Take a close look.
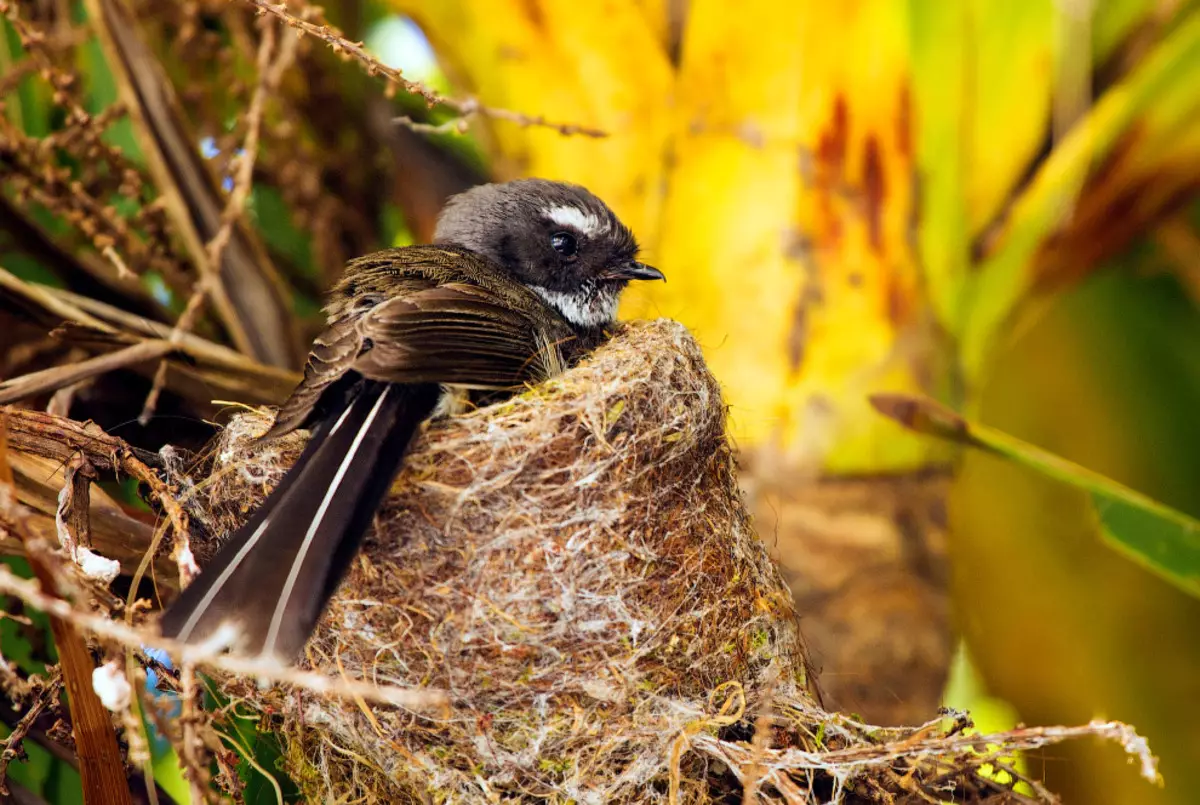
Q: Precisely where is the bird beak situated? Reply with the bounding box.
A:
[603,261,666,282]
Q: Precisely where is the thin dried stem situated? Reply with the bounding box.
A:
[0,1,174,281]
[0,340,174,406]
[206,18,287,270]
[139,17,296,424]
[0,566,448,712]
[178,663,212,804]
[239,0,606,137]
[0,672,63,795]
[694,718,1160,793]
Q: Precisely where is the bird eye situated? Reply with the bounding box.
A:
[551,231,578,258]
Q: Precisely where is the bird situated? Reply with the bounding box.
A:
[158,179,664,663]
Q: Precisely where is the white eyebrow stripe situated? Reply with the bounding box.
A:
[543,204,608,236]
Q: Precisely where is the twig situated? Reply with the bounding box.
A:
[694,719,1160,789]
[4,405,191,588]
[435,96,607,137]
[990,759,1058,803]
[0,3,145,180]
[86,0,300,368]
[178,663,212,804]
[7,778,53,805]
[99,244,134,280]
[206,17,286,270]
[0,339,175,406]
[0,5,174,285]
[0,700,77,769]
[139,18,293,425]
[136,282,208,426]
[0,56,37,96]
[0,426,134,805]
[0,673,64,794]
[238,0,606,138]
[51,286,298,387]
[46,379,86,418]
[0,566,449,711]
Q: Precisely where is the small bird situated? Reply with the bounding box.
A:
[159,179,664,662]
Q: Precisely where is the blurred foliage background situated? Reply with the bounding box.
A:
[0,0,1198,802]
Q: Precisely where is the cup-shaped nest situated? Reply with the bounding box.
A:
[190,319,818,803]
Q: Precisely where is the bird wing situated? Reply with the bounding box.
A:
[262,316,362,440]
[352,281,570,387]
[264,260,573,441]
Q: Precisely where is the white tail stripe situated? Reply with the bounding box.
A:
[174,520,269,641]
[262,385,392,656]
[171,398,359,643]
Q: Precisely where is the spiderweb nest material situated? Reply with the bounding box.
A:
[186,318,812,802]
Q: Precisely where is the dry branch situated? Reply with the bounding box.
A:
[239,0,607,138]
[83,0,301,368]
[0,266,299,411]
[0,672,62,795]
[0,420,133,805]
[0,340,175,406]
[0,2,183,291]
[139,13,300,424]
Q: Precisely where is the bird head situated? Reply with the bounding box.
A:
[434,179,664,330]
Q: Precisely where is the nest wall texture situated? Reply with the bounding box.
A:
[187,319,818,803]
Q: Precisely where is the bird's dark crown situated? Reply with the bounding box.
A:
[433,179,652,329]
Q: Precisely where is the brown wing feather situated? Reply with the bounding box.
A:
[262,317,362,440]
[353,283,569,387]
[262,246,574,439]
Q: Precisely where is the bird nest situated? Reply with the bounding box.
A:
[185,318,812,802]
[160,319,1148,803]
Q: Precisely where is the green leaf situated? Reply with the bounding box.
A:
[1093,0,1200,64]
[79,38,142,162]
[1,18,52,138]
[909,0,972,334]
[202,675,299,804]
[0,557,55,674]
[150,746,191,805]
[871,393,1200,597]
[0,728,55,798]
[248,186,315,281]
[0,252,63,287]
[1093,496,1200,592]
[40,759,85,805]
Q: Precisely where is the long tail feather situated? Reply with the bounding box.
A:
[160,380,439,662]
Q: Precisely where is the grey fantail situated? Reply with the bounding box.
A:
[158,179,664,662]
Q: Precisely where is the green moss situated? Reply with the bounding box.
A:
[538,756,574,775]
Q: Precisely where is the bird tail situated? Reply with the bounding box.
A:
[159,380,439,662]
